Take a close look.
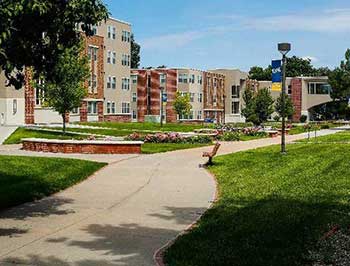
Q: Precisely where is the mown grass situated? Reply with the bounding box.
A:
[0,156,106,210]
[141,143,210,154]
[298,130,350,143]
[3,128,87,145]
[165,143,350,266]
[77,121,211,133]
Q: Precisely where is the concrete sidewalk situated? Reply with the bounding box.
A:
[0,126,17,144]
[0,127,346,266]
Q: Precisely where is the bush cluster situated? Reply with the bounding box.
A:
[125,132,212,144]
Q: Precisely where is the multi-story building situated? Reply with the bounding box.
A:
[247,76,332,121]
[209,69,248,123]
[131,68,225,123]
[0,17,132,125]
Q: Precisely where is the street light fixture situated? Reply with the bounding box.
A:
[278,43,291,154]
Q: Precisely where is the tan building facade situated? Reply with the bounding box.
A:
[0,17,132,126]
[209,69,248,123]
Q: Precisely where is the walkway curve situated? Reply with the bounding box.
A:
[0,127,346,266]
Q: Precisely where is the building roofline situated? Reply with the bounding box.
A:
[108,17,132,26]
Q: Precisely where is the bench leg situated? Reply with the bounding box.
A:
[207,157,213,166]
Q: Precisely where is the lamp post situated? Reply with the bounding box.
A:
[278,43,291,154]
[160,87,164,127]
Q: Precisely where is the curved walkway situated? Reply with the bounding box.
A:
[0,127,346,266]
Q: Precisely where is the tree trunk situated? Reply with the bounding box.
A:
[62,114,66,134]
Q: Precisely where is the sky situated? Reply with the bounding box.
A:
[104,0,350,71]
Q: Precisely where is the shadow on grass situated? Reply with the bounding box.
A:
[164,196,350,266]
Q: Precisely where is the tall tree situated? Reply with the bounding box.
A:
[285,56,316,77]
[0,0,108,89]
[131,34,141,69]
[255,88,274,125]
[241,87,258,124]
[275,94,295,120]
[249,66,272,80]
[329,49,350,102]
[40,43,89,133]
[242,88,274,125]
[173,92,191,121]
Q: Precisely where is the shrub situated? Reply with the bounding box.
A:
[300,115,308,123]
[273,115,280,122]
[320,124,330,129]
[219,132,241,141]
[125,132,212,144]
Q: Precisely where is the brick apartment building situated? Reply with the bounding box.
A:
[131,68,225,123]
[0,17,132,125]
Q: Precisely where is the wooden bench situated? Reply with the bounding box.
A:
[265,130,279,138]
[203,142,221,165]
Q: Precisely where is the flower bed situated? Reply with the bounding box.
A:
[125,132,212,144]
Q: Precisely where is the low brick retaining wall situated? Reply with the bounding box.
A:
[22,138,143,154]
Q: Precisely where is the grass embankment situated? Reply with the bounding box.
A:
[141,143,210,154]
[0,156,106,210]
[165,138,350,265]
[299,130,350,143]
[77,121,211,133]
[3,128,86,145]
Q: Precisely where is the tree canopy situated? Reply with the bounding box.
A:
[248,56,328,81]
[38,43,89,132]
[173,92,191,119]
[329,49,350,102]
[131,34,141,69]
[275,94,295,120]
[0,0,108,89]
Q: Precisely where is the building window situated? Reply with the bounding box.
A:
[231,85,240,98]
[92,25,98,35]
[122,54,130,66]
[112,77,116,89]
[122,31,131,42]
[197,110,202,120]
[13,99,17,114]
[35,85,44,106]
[107,101,111,114]
[111,102,116,114]
[92,74,97,91]
[122,102,130,114]
[112,52,116,64]
[122,78,130,90]
[232,101,240,114]
[132,92,137,102]
[72,107,79,114]
[107,51,111,64]
[88,102,97,114]
[189,74,195,84]
[190,93,195,102]
[88,46,98,61]
[308,82,331,95]
[197,75,203,85]
[108,26,116,39]
[107,76,111,89]
[131,75,138,84]
[288,85,292,95]
[198,93,203,103]
[160,73,167,84]
[178,74,188,83]
[132,110,137,120]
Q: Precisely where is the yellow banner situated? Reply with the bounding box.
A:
[272,82,282,92]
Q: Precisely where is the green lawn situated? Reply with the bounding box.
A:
[77,121,211,133]
[299,131,350,143]
[165,143,350,266]
[3,128,87,145]
[141,143,210,154]
[0,156,106,210]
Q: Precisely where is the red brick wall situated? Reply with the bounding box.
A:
[22,140,142,154]
[132,69,178,123]
[24,67,35,125]
[291,78,302,122]
[203,72,225,123]
[104,114,132,122]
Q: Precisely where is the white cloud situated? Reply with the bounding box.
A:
[215,8,350,32]
[141,31,205,50]
[302,56,319,63]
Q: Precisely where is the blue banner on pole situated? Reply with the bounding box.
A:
[272,60,282,83]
